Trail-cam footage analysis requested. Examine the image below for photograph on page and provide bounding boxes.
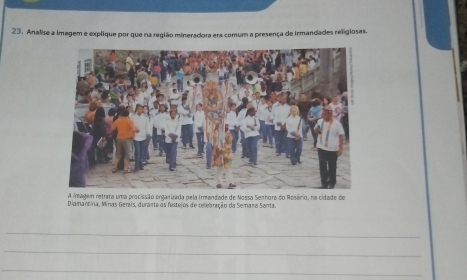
[71,49,350,189]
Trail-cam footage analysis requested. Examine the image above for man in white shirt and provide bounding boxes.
[131,104,152,172]
[329,96,344,122]
[134,90,145,106]
[257,97,268,145]
[193,103,205,157]
[272,93,290,156]
[230,89,243,106]
[263,100,275,147]
[177,96,194,149]
[149,100,160,151]
[226,103,239,153]
[252,92,261,110]
[314,108,345,189]
[241,108,260,165]
[153,104,169,157]
[164,110,182,171]
[237,101,253,158]
[169,89,181,106]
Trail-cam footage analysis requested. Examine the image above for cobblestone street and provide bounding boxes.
[87,139,351,189]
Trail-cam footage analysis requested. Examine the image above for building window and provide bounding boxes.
[84,59,92,74]
[77,61,81,77]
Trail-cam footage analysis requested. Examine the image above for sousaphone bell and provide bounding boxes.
[188,73,203,86]
[245,71,258,85]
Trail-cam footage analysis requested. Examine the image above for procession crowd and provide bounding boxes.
[71,49,349,189]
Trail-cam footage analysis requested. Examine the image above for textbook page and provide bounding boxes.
[1,0,467,279]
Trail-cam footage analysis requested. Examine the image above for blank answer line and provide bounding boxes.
[5,233,421,239]
[3,251,421,258]
[1,270,423,277]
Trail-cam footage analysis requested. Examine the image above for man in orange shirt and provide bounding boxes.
[111,110,137,173]
[87,71,96,87]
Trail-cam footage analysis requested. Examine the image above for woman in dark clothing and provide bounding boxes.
[91,107,109,164]
[128,66,136,87]
[113,106,126,170]
[70,131,93,187]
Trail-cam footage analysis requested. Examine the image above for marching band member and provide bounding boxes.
[164,110,181,171]
[237,101,253,159]
[257,96,267,145]
[193,103,205,157]
[230,89,244,106]
[272,93,290,156]
[130,104,152,172]
[153,104,169,157]
[169,88,181,106]
[285,105,303,165]
[149,101,159,151]
[314,108,345,189]
[226,103,239,153]
[241,107,260,165]
[263,100,275,148]
[177,96,194,149]
[252,92,261,109]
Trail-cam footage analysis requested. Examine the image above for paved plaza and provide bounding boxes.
[86,139,351,189]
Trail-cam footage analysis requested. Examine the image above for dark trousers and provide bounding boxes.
[196,132,204,155]
[152,128,158,149]
[240,130,249,156]
[287,138,303,165]
[317,148,338,188]
[260,120,266,142]
[142,139,150,162]
[165,141,178,169]
[205,142,212,168]
[310,121,318,147]
[177,79,183,91]
[133,140,145,170]
[265,124,274,145]
[229,129,239,152]
[274,129,288,154]
[182,124,193,147]
[158,135,165,156]
[246,135,260,164]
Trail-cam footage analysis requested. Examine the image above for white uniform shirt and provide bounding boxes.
[257,103,268,121]
[230,91,244,106]
[169,92,181,106]
[252,99,261,110]
[285,115,303,138]
[148,96,157,109]
[131,113,152,141]
[164,116,182,143]
[226,111,239,130]
[193,110,205,133]
[236,108,249,132]
[315,118,345,151]
[272,103,290,131]
[241,115,260,138]
[263,107,274,125]
[177,104,194,125]
[153,112,169,135]
[149,108,159,127]
[134,94,145,106]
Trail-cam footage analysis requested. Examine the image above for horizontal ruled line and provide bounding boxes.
[1,270,424,277]
[5,232,421,239]
[3,251,421,258]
